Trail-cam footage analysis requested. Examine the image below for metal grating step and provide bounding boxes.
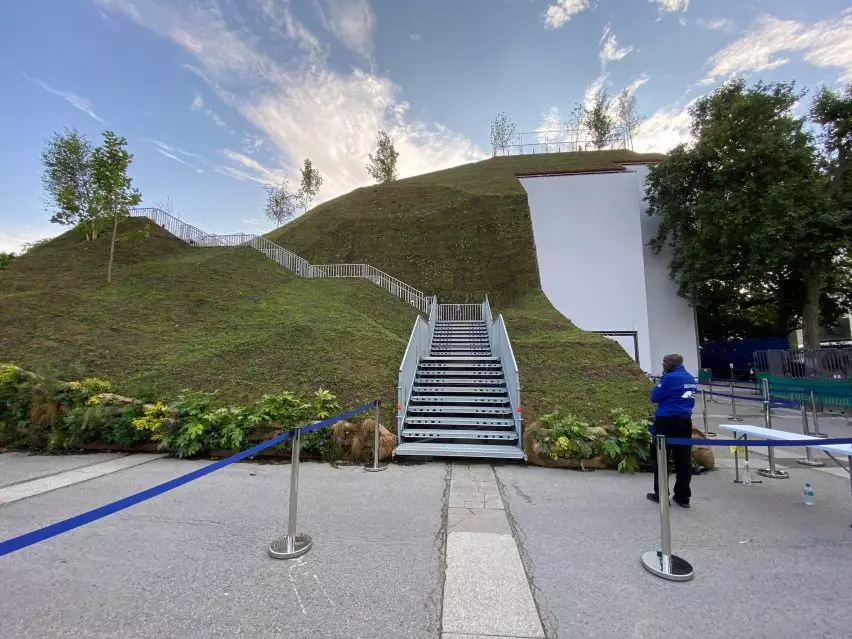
[404,416,515,427]
[394,442,525,460]
[409,395,510,404]
[418,362,502,369]
[422,356,499,362]
[401,428,517,441]
[415,377,505,385]
[416,370,503,377]
[407,406,512,416]
[430,350,493,356]
[412,386,507,394]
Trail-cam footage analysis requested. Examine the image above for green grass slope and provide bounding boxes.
[0,218,418,410]
[268,150,659,421]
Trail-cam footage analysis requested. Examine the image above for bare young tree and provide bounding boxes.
[565,104,586,151]
[615,89,645,150]
[265,178,297,226]
[154,196,176,216]
[298,158,323,212]
[585,88,616,151]
[365,130,399,183]
[489,112,517,157]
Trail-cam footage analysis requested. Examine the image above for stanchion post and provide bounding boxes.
[727,378,743,422]
[701,390,717,436]
[641,435,694,581]
[269,426,313,559]
[797,402,826,467]
[810,390,828,439]
[757,387,789,480]
[365,400,388,472]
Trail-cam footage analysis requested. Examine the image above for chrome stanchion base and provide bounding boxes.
[703,431,718,437]
[796,459,826,467]
[641,551,694,582]
[364,463,388,472]
[268,533,313,559]
[727,416,744,422]
[813,433,829,439]
[757,468,790,479]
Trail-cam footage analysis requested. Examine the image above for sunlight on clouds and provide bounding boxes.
[600,33,633,62]
[544,0,589,30]
[96,0,485,204]
[314,0,375,58]
[634,102,694,153]
[650,0,688,13]
[703,10,852,85]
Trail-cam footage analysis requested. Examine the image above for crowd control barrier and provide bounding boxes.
[1,401,384,559]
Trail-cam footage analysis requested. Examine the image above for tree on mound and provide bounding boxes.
[365,129,399,183]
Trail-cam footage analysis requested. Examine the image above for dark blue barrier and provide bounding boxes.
[0,401,377,558]
[666,437,852,447]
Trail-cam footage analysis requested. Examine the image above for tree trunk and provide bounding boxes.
[107,210,119,284]
[802,271,821,350]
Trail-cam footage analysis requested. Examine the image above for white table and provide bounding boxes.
[719,423,852,509]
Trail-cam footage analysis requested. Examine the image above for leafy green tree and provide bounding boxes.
[585,89,616,150]
[41,128,99,240]
[265,178,297,226]
[365,129,399,183]
[298,158,323,212]
[646,79,852,348]
[615,89,644,150]
[0,252,15,271]
[91,131,142,284]
[489,112,516,156]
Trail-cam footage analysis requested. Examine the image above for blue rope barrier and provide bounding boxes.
[0,401,377,558]
[664,436,852,447]
[705,390,797,407]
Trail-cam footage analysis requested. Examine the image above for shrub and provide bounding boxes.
[600,409,651,473]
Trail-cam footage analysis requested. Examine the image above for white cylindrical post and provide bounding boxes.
[269,427,313,559]
[641,435,694,581]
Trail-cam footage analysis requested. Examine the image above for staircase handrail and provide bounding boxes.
[397,315,432,433]
[489,313,522,442]
[130,207,429,312]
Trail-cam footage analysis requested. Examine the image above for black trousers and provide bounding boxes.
[650,416,693,502]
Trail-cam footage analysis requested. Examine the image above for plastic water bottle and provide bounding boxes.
[742,460,752,486]
[803,482,815,506]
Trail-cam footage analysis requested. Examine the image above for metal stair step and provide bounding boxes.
[422,356,499,362]
[416,370,504,377]
[418,362,502,369]
[394,442,525,460]
[401,428,518,441]
[415,377,505,385]
[411,386,507,394]
[409,395,510,404]
[430,350,492,355]
[404,416,515,427]
[407,405,512,415]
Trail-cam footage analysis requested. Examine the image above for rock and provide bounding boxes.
[691,427,715,470]
[588,426,610,439]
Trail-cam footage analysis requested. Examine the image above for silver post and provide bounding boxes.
[365,401,388,472]
[701,390,717,436]
[797,401,826,467]
[268,426,313,559]
[728,378,743,421]
[757,392,789,480]
[810,390,827,438]
[641,435,694,581]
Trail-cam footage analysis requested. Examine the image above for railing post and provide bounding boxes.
[365,401,387,472]
[796,401,825,467]
[641,435,694,581]
[757,380,789,480]
[268,426,313,559]
[701,390,717,437]
[727,377,743,422]
[810,390,827,438]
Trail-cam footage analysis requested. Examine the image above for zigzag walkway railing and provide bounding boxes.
[130,207,431,313]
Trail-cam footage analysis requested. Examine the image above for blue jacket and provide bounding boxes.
[651,364,697,418]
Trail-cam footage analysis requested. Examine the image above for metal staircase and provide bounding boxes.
[395,299,525,460]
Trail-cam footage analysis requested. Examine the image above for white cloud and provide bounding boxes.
[191,92,204,111]
[315,0,375,58]
[535,107,569,144]
[633,102,694,153]
[702,10,852,85]
[221,149,283,185]
[97,0,486,203]
[583,73,609,109]
[649,0,688,13]
[410,33,421,42]
[544,0,590,30]
[625,73,651,94]
[696,17,735,32]
[4,60,105,122]
[600,32,633,62]
[143,137,208,172]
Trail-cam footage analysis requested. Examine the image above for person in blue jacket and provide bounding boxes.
[647,353,697,508]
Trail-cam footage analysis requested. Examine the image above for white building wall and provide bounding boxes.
[519,167,698,376]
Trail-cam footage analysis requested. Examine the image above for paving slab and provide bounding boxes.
[0,459,448,639]
[0,452,121,488]
[496,461,852,639]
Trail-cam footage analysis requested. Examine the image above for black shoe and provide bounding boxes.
[646,492,660,503]
[673,497,691,509]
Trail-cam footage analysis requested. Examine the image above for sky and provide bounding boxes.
[1,0,851,252]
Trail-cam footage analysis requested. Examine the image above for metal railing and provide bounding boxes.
[437,303,484,322]
[755,349,851,380]
[488,313,522,443]
[397,296,437,432]
[130,207,431,312]
[491,130,629,157]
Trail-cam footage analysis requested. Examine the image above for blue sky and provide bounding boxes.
[2,0,851,251]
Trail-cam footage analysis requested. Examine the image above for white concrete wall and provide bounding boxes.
[519,167,698,376]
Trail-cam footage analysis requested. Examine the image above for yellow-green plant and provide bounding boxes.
[132,402,169,442]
